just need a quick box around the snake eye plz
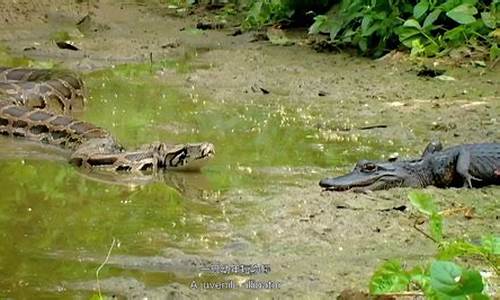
[362,163,377,172]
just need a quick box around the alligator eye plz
[362,163,377,172]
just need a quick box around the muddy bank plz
[0,0,498,299]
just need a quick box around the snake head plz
[161,142,215,171]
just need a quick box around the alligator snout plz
[319,178,353,191]
[319,178,334,188]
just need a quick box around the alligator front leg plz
[456,148,482,188]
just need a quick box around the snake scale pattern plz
[0,67,214,172]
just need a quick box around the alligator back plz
[430,143,500,187]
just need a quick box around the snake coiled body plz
[0,67,214,172]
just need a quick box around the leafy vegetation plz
[369,191,499,298]
[309,0,500,57]
[243,0,293,28]
[240,0,500,58]
[243,0,334,28]
[370,259,490,298]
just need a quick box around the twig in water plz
[96,238,116,299]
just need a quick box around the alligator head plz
[319,159,422,191]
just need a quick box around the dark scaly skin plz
[0,67,214,172]
[320,142,500,191]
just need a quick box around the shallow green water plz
[0,61,400,298]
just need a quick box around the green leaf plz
[444,25,466,45]
[490,29,500,42]
[408,191,438,215]
[396,27,422,47]
[403,19,422,29]
[440,0,478,12]
[481,12,496,29]
[243,0,293,29]
[438,240,483,260]
[414,0,430,19]
[411,39,425,57]
[89,294,104,300]
[363,23,382,37]
[361,15,372,35]
[440,0,459,12]
[431,261,461,295]
[446,4,478,24]
[423,9,442,28]
[409,265,432,294]
[309,15,329,34]
[329,21,343,41]
[370,260,410,294]
[491,43,500,60]
[481,235,500,255]
[430,261,484,297]
[424,42,441,56]
[429,213,443,241]
[458,270,485,295]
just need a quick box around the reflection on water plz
[0,63,397,298]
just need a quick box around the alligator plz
[319,142,500,191]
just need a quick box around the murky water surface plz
[0,61,402,297]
